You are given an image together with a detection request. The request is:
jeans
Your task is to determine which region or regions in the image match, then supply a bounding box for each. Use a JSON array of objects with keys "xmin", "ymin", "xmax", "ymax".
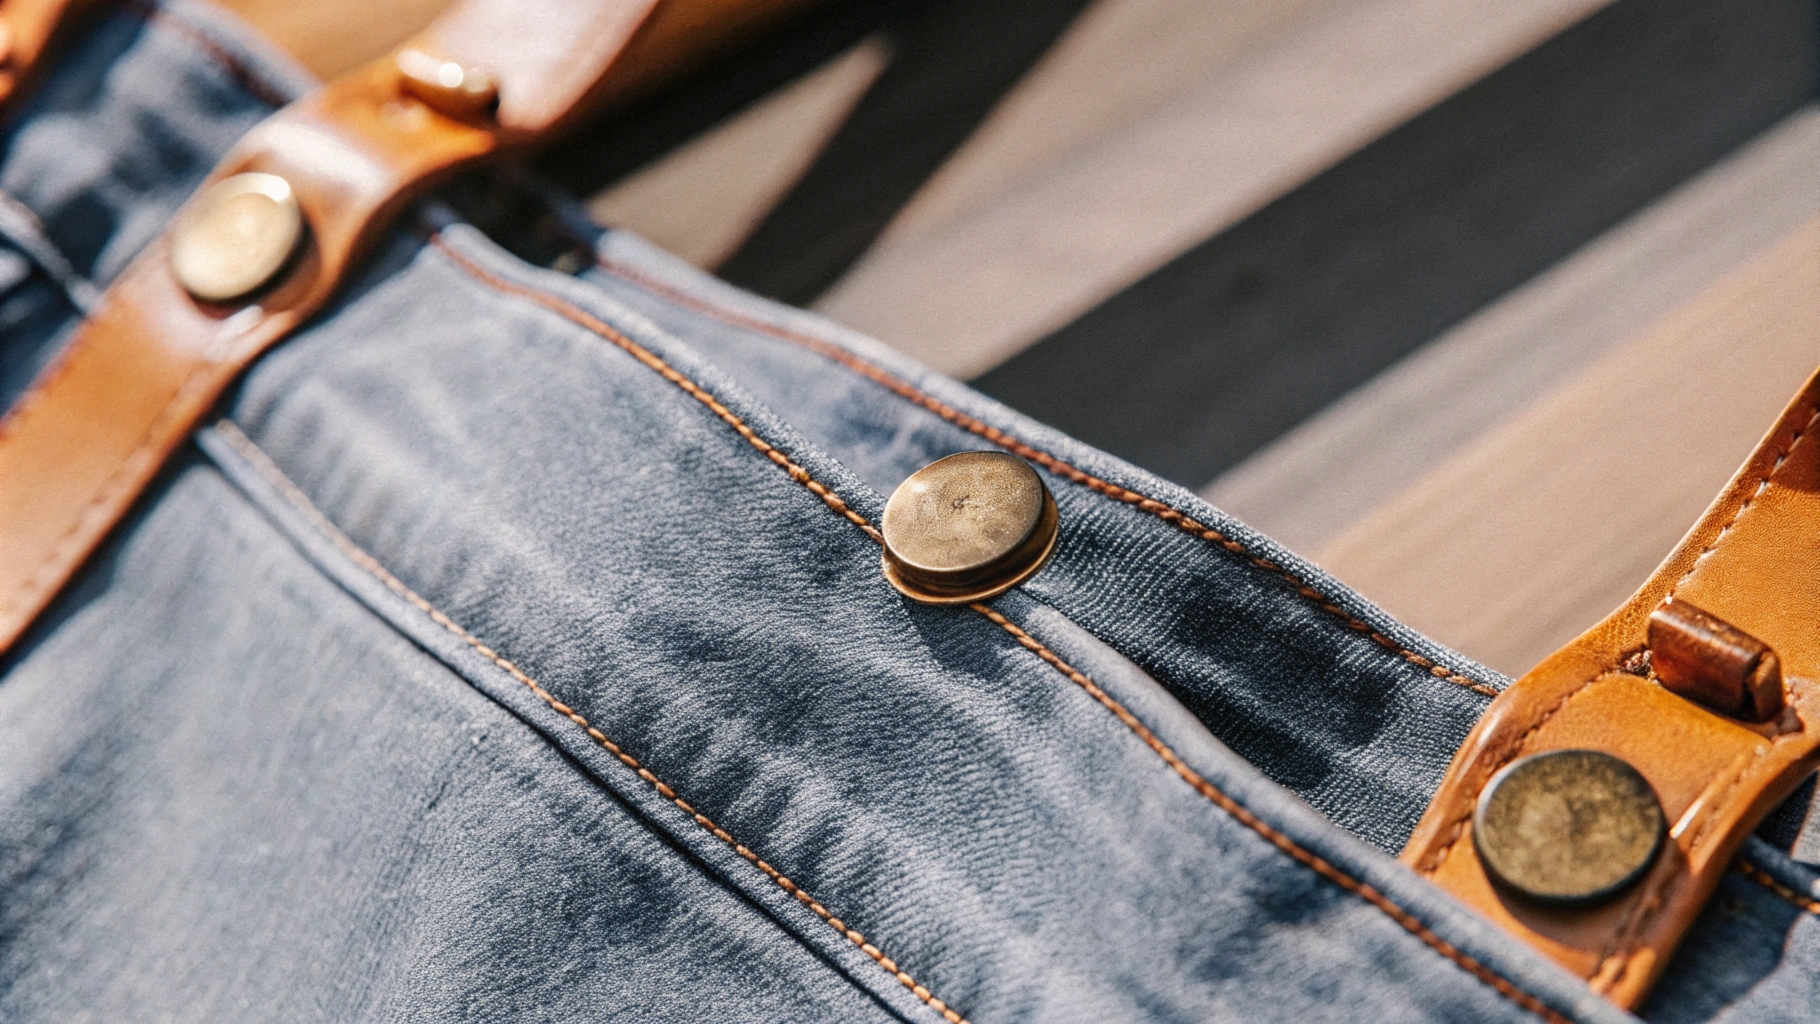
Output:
[{"xmin": 2, "ymin": 5, "xmax": 1818, "ymax": 1022}]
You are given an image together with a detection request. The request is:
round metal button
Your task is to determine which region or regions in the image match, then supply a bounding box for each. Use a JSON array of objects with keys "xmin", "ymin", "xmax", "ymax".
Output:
[
  {"xmin": 1473, "ymin": 749, "xmax": 1665, "ymax": 905},
  {"xmin": 880, "ymin": 451, "xmax": 1058, "ymax": 604},
  {"xmin": 168, "ymin": 172, "xmax": 303, "ymax": 303}
]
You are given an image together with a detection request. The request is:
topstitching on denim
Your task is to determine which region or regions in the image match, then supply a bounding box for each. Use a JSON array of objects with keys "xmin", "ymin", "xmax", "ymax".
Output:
[
  {"xmin": 432, "ymin": 232, "xmax": 1572, "ymax": 1024},
  {"xmin": 1740, "ymin": 859, "xmax": 1820, "ymax": 917},
  {"xmin": 0, "ymin": 189, "xmax": 99, "ymax": 313},
  {"xmin": 114, "ymin": 0, "xmax": 302, "ymax": 109},
  {"xmin": 208, "ymin": 417, "xmax": 969, "ymax": 1024},
  {"xmin": 588, "ymin": 252, "xmax": 1502, "ymax": 701}
]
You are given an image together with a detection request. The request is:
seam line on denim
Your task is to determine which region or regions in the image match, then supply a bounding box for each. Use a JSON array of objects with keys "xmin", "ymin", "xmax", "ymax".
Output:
[
  {"xmin": 591, "ymin": 253, "xmax": 1499, "ymax": 700},
  {"xmin": 123, "ymin": 0, "xmax": 296, "ymax": 108},
  {"xmin": 966, "ymin": 603, "xmax": 1571, "ymax": 1024},
  {"xmin": 210, "ymin": 419, "xmax": 967, "ymax": 1024},
  {"xmin": 443, "ymin": 237, "xmax": 1569, "ymax": 1024},
  {"xmin": 1667, "ymin": 397, "xmax": 1820, "ymax": 599},
  {"xmin": 438, "ymin": 240, "xmax": 883, "ymax": 545},
  {"xmin": 1737, "ymin": 859, "xmax": 1820, "ymax": 915}
]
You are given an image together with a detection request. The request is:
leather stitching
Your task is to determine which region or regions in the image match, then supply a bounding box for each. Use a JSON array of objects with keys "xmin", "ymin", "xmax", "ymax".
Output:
[
  {"xmin": 1415, "ymin": 675, "xmax": 1606, "ymax": 875},
  {"xmin": 592, "ymin": 254, "xmax": 1501, "ymax": 699},
  {"xmin": 0, "ymin": 331, "xmax": 233, "ymax": 619},
  {"xmin": 441, "ymin": 238, "xmax": 1571, "ymax": 1024},
  {"xmin": 1668, "ymin": 397, "xmax": 1820, "ymax": 599},
  {"xmin": 211, "ymin": 420, "xmax": 970, "ymax": 1024},
  {"xmin": 1737, "ymin": 859, "xmax": 1820, "ymax": 915}
]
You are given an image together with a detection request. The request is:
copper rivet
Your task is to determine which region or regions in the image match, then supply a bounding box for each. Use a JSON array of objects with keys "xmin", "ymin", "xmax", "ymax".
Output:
[
  {"xmin": 168, "ymin": 172, "xmax": 303, "ymax": 303},
  {"xmin": 396, "ymin": 48, "xmax": 498, "ymax": 118},
  {"xmin": 1474, "ymin": 749, "xmax": 1664, "ymax": 906},
  {"xmin": 881, "ymin": 451, "xmax": 1058, "ymax": 604},
  {"xmin": 1647, "ymin": 597, "xmax": 1784, "ymax": 722}
]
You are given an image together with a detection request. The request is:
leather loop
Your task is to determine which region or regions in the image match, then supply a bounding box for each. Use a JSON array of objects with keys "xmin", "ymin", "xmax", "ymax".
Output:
[
  {"xmin": 1402, "ymin": 367, "xmax": 1820, "ymax": 1008},
  {"xmin": 0, "ymin": 0, "xmax": 663, "ymax": 651}
]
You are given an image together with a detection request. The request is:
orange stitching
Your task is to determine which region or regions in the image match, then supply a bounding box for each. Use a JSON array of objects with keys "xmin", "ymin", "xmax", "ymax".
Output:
[
  {"xmin": 1416, "ymin": 673, "xmax": 1607, "ymax": 876},
  {"xmin": 0, "ymin": 347, "xmax": 227, "ymax": 618},
  {"xmin": 1738, "ymin": 859, "xmax": 1820, "ymax": 916},
  {"xmin": 211, "ymin": 420, "xmax": 970, "ymax": 1024},
  {"xmin": 439, "ymin": 239, "xmax": 1568, "ymax": 1023},
  {"xmin": 438, "ymin": 241, "xmax": 882, "ymax": 544},
  {"xmin": 967, "ymin": 603, "xmax": 1571, "ymax": 1024},
  {"xmin": 1668, "ymin": 399, "xmax": 1820, "ymax": 598},
  {"xmin": 592, "ymin": 254, "xmax": 1499, "ymax": 699},
  {"xmin": 121, "ymin": 0, "xmax": 296, "ymax": 108}
]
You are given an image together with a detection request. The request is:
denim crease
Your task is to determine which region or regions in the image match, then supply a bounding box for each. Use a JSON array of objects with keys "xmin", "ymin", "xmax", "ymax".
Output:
[{"xmin": 0, "ymin": 6, "xmax": 1816, "ymax": 1024}]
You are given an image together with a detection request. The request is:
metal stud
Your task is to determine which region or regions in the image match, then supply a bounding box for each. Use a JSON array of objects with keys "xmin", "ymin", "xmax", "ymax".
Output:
[
  {"xmin": 168, "ymin": 172, "xmax": 303, "ymax": 303},
  {"xmin": 1473, "ymin": 749, "xmax": 1665, "ymax": 906},
  {"xmin": 881, "ymin": 451, "xmax": 1058, "ymax": 604}
]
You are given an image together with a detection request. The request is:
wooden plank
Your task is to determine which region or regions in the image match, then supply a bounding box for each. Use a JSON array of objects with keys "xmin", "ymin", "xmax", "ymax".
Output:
[
  {"xmin": 970, "ymin": 0, "xmax": 1817, "ymax": 487},
  {"xmin": 1312, "ymin": 216, "xmax": 1820, "ymax": 677},
  {"xmin": 1203, "ymin": 106, "xmax": 1820, "ymax": 553},
  {"xmin": 815, "ymin": 0, "xmax": 1609, "ymax": 378},
  {"xmin": 586, "ymin": 39, "xmax": 889, "ymax": 268}
]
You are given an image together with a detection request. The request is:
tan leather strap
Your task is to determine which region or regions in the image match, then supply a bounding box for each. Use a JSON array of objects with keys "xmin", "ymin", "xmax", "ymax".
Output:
[
  {"xmin": 1403, "ymin": 367, "xmax": 1820, "ymax": 1008},
  {"xmin": 0, "ymin": 0, "xmax": 663, "ymax": 650}
]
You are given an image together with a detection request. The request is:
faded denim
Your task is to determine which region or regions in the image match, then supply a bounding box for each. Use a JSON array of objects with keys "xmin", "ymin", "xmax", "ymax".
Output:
[{"xmin": 2, "ymin": 5, "xmax": 1819, "ymax": 1023}]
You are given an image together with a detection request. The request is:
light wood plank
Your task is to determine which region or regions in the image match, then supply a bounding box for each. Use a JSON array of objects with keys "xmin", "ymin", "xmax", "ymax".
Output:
[
  {"xmin": 1203, "ymin": 106, "xmax": 1820, "ymax": 552},
  {"xmin": 814, "ymin": 0, "xmax": 1608, "ymax": 378},
  {"xmin": 1313, "ymin": 216, "xmax": 1820, "ymax": 677}
]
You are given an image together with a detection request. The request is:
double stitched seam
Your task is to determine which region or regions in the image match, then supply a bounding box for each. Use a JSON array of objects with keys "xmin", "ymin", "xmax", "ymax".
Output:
[
  {"xmin": 1667, "ymin": 399, "xmax": 1820, "ymax": 598},
  {"xmin": 122, "ymin": 1, "xmax": 297, "ymax": 108},
  {"xmin": 445, "ymin": 239, "xmax": 1568, "ymax": 1024},
  {"xmin": 1737, "ymin": 859, "xmax": 1820, "ymax": 916},
  {"xmin": 592, "ymin": 254, "xmax": 1499, "ymax": 699},
  {"xmin": 212, "ymin": 420, "xmax": 968, "ymax": 1024}
]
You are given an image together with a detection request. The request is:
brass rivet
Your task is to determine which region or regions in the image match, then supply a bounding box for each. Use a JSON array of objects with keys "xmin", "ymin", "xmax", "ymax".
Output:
[
  {"xmin": 1474, "ymin": 749, "xmax": 1665, "ymax": 906},
  {"xmin": 168, "ymin": 172, "xmax": 303, "ymax": 303},
  {"xmin": 881, "ymin": 451, "xmax": 1058, "ymax": 604},
  {"xmin": 396, "ymin": 48, "xmax": 498, "ymax": 119}
]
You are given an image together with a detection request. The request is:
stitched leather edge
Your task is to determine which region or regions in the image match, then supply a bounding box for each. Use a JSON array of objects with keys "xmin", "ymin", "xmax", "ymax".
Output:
[
  {"xmin": 212, "ymin": 420, "xmax": 971, "ymax": 1024},
  {"xmin": 1416, "ymin": 396, "xmax": 1820, "ymax": 991},
  {"xmin": 591, "ymin": 254, "xmax": 1500, "ymax": 700},
  {"xmin": 436, "ymin": 235, "xmax": 1572, "ymax": 1024}
]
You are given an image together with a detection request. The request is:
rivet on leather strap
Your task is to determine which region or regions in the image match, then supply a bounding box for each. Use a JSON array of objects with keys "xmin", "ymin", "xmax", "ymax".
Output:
[
  {"xmin": 1402, "ymin": 367, "xmax": 1820, "ymax": 1009},
  {"xmin": 0, "ymin": 0, "xmax": 661, "ymax": 652}
]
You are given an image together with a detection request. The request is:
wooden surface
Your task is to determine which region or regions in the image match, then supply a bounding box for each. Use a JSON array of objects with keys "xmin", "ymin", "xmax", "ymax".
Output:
[
  {"xmin": 1205, "ymin": 106, "xmax": 1820, "ymax": 554},
  {"xmin": 1314, "ymin": 216, "xmax": 1820, "ymax": 677}
]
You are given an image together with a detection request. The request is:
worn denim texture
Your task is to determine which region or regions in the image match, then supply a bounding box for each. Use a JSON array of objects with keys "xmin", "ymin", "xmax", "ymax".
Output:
[{"xmin": 1, "ymin": 5, "xmax": 1818, "ymax": 1022}]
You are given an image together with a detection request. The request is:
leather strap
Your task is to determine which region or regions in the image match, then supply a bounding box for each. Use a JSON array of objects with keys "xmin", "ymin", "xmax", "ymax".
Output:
[
  {"xmin": 0, "ymin": 0, "xmax": 662, "ymax": 650},
  {"xmin": 1402, "ymin": 367, "xmax": 1820, "ymax": 1008}
]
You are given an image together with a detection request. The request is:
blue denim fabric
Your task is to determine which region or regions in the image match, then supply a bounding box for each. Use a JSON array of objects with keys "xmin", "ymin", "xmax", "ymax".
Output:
[{"xmin": 0, "ymin": 6, "xmax": 1817, "ymax": 1023}]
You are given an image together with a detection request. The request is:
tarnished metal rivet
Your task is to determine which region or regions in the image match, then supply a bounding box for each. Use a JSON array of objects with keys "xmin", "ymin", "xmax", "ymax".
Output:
[
  {"xmin": 168, "ymin": 172, "xmax": 303, "ymax": 303},
  {"xmin": 1648, "ymin": 597, "xmax": 1784, "ymax": 722},
  {"xmin": 1474, "ymin": 749, "xmax": 1665, "ymax": 906},
  {"xmin": 881, "ymin": 451, "xmax": 1058, "ymax": 604},
  {"xmin": 396, "ymin": 48, "xmax": 498, "ymax": 119}
]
